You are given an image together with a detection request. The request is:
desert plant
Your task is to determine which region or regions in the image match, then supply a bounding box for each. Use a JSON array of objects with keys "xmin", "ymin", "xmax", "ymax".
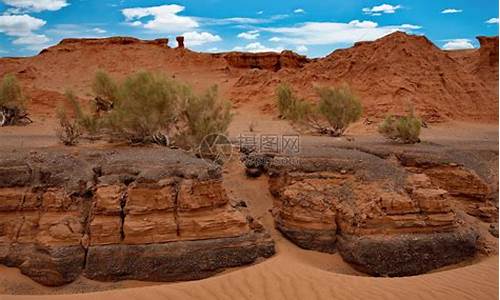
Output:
[
  {"xmin": 92, "ymin": 70, "xmax": 118, "ymax": 103},
  {"xmin": 276, "ymin": 84, "xmax": 362, "ymax": 137},
  {"xmin": 378, "ymin": 109, "xmax": 422, "ymax": 143},
  {"xmin": 316, "ymin": 86, "xmax": 362, "ymax": 137},
  {"xmin": 177, "ymin": 85, "xmax": 232, "ymax": 148},
  {"xmin": 65, "ymin": 90, "xmax": 101, "ymax": 136},
  {"xmin": 56, "ymin": 106, "xmax": 82, "ymax": 146},
  {"xmin": 0, "ymin": 74, "xmax": 24, "ymax": 108},
  {"xmin": 0, "ymin": 74, "xmax": 31, "ymax": 126},
  {"xmin": 275, "ymin": 83, "xmax": 313, "ymax": 122},
  {"xmin": 103, "ymin": 71, "xmax": 181, "ymax": 143}
]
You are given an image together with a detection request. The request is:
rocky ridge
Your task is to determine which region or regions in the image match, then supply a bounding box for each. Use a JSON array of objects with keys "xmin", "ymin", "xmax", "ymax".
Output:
[
  {"xmin": 259, "ymin": 146, "xmax": 497, "ymax": 276},
  {"xmin": 0, "ymin": 148, "xmax": 274, "ymax": 286}
]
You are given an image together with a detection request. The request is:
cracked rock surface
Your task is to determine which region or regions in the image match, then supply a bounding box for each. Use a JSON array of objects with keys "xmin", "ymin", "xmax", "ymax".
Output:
[{"xmin": 0, "ymin": 148, "xmax": 274, "ymax": 286}]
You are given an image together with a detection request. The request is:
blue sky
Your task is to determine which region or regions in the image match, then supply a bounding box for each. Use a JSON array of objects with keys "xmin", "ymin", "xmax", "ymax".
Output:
[{"xmin": 0, "ymin": 0, "xmax": 498, "ymax": 57}]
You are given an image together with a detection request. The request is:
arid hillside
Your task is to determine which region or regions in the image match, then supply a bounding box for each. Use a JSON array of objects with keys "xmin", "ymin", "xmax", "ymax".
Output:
[{"xmin": 0, "ymin": 32, "xmax": 497, "ymax": 122}]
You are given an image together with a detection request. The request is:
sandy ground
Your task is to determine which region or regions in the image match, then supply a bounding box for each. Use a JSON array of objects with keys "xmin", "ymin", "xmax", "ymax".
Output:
[{"xmin": 0, "ymin": 104, "xmax": 498, "ymax": 299}]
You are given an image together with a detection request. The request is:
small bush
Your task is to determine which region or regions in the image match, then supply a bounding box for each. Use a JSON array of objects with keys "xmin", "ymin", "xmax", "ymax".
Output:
[
  {"xmin": 56, "ymin": 106, "xmax": 82, "ymax": 146},
  {"xmin": 104, "ymin": 72, "xmax": 180, "ymax": 143},
  {"xmin": 276, "ymin": 84, "xmax": 313, "ymax": 122},
  {"xmin": 378, "ymin": 110, "xmax": 421, "ymax": 144},
  {"xmin": 0, "ymin": 74, "xmax": 31, "ymax": 126},
  {"xmin": 276, "ymin": 84, "xmax": 362, "ymax": 136},
  {"xmin": 65, "ymin": 90, "xmax": 101, "ymax": 136},
  {"xmin": 92, "ymin": 70, "xmax": 118, "ymax": 103},
  {"xmin": 176, "ymin": 85, "xmax": 232, "ymax": 148},
  {"xmin": 0, "ymin": 74, "xmax": 24, "ymax": 109},
  {"xmin": 61, "ymin": 71, "xmax": 233, "ymax": 148},
  {"xmin": 316, "ymin": 86, "xmax": 362, "ymax": 136}
]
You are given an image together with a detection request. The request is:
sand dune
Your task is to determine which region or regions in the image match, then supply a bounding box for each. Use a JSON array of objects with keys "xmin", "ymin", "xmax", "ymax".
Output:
[{"xmin": 1, "ymin": 255, "xmax": 497, "ymax": 300}]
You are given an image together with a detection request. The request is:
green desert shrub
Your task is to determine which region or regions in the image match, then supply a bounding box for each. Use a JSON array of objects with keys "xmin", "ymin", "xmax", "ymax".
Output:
[
  {"xmin": 276, "ymin": 84, "xmax": 362, "ymax": 136},
  {"xmin": 275, "ymin": 84, "xmax": 313, "ymax": 122},
  {"xmin": 103, "ymin": 71, "xmax": 181, "ymax": 143},
  {"xmin": 92, "ymin": 70, "xmax": 118, "ymax": 103},
  {"xmin": 61, "ymin": 71, "xmax": 233, "ymax": 147},
  {"xmin": 177, "ymin": 85, "xmax": 232, "ymax": 148},
  {"xmin": 378, "ymin": 110, "xmax": 422, "ymax": 144},
  {"xmin": 0, "ymin": 74, "xmax": 25, "ymax": 109},
  {"xmin": 65, "ymin": 90, "xmax": 102, "ymax": 136},
  {"xmin": 56, "ymin": 105, "xmax": 82, "ymax": 146},
  {"xmin": 316, "ymin": 86, "xmax": 362, "ymax": 137}
]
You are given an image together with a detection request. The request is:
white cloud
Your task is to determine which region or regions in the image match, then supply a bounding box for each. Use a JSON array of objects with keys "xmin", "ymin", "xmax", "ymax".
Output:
[
  {"xmin": 12, "ymin": 34, "xmax": 49, "ymax": 45},
  {"xmin": 441, "ymin": 8, "xmax": 462, "ymax": 14},
  {"xmin": 296, "ymin": 45, "xmax": 308, "ymax": 53},
  {"xmin": 294, "ymin": 8, "xmax": 305, "ymax": 14},
  {"xmin": 442, "ymin": 39, "xmax": 474, "ymax": 50},
  {"xmin": 237, "ymin": 30, "xmax": 259, "ymax": 40},
  {"xmin": 182, "ymin": 31, "xmax": 221, "ymax": 46},
  {"xmin": 486, "ymin": 18, "xmax": 499, "ymax": 24},
  {"xmin": 257, "ymin": 11, "xmax": 264, "ymax": 15},
  {"xmin": 92, "ymin": 27, "xmax": 106, "ymax": 34},
  {"xmin": 349, "ymin": 20, "xmax": 378, "ymax": 28},
  {"xmin": 269, "ymin": 36, "xmax": 282, "ymax": 42},
  {"xmin": 0, "ymin": 14, "xmax": 46, "ymax": 36},
  {"xmin": 261, "ymin": 20, "xmax": 418, "ymax": 46},
  {"xmin": 201, "ymin": 17, "xmax": 266, "ymax": 26},
  {"xmin": 0, "ymin": 14, "xmax": 49, "ymax": 50},
  {"xmin": 2, "ymin": 0, "xmax": 69, "ymax": 12},
  {"xmin": 363, "ymin": 4, "xmax": 401, "ymax": 15},
  {"xmin": 233, "ymin": 42, "xmax": 283, "ymax": 53},
  {"xmin": 122, "ymin": 4, "xmax": 199, "ymax": 33},
  {"xmin": 45, "ymin": 24, "xmax": 108, "ymax": 37},
  {"xmin": 400, "ymin": 24, "xmax": 422, "ymax": 30}
]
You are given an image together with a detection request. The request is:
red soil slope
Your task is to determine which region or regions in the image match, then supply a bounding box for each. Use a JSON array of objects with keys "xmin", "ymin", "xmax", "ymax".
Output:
[{"xmin": 0, "ymin": 32, "xmax": 497, "ymax": 122}]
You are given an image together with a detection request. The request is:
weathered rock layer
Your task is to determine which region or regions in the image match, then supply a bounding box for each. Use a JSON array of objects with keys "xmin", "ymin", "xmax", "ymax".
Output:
[
  {"xmin": 0, "ymin": 148, "xmax": 274, "ymax": 286},
  {"xmin": 266, "ymin": 148, "xmax": 490, "ymax": 276}
]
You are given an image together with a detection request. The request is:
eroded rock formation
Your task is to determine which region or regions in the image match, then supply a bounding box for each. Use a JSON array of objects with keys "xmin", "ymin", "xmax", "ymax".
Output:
[
  {"xmin": 0, "ymin": 148, "xmax": 274, "ymax": 286},
  {"xmin": 223, "ymin": 50, "xmax": 310, "ymax": 71},
  {"xmin": 266, "ymin": 148, "xmax": 488, "ymax": 276},
  {"xmin": 176, "ymin": 36, "xmax": 185, "ymax": 48}
]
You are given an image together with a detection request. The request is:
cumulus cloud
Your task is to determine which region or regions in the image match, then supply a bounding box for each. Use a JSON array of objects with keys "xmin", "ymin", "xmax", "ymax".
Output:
[
  {"xmin": 362, "ymin": 4, "xmax": 401, "ymax": 15},
  {"xmin": 0, "ymin": 14, "xmax": 46, "ymax": 36},
  {"xmin": 349, "ymin": 20, "xmax": 378, "ymax": 28},
  {"xmin": 294, "ymin": 8, "xmax": 305, "ymax": 14},
  {"xmin": 237, "ymin": 30, "xmax": 259, "ymax": 40},
  {"xmin": 12, "ymin": 34, "xmax": 49, "ymax": 45},
  {"xmin": 0, "ymin": 14, "xmax": 49, "ymax": 49},
  {"xmin": 442, "ymin": 39, "xmax": 474, "ymax": 50},
  {"xmin": 92, "ymin": 27, "xmax": 106, "ymax": 34},
  {"xmin": 441, "ymin": 8, "xmax": 462, "ymax": 14},
  {"xmin": 2, "ymin": 0, "xmax": 69, "ymax": 12},
  {"xmin": 122, "ymin": 4, "xmax": 199, "ymax": 33},
  {"xmin": 261, "ymin": 20, "xmax": 418, "ymax": 46},
  {"xmin": 182, "ymin": 31, "xmax": 221, "ymax": 46},
  {"xmin": 296, "ymin": 45, "xmax": 308, "ymax": 53},
  {"xmin": 233, "ymin": 42, "xmax": 283, "ymax": 53},
  {"xmin": 400, "ymin": 24, "xmax": 422, "ymax": 30},
  {"xmin": 486, "ymin": 18, "xmax": 499, "ymax": 24}
]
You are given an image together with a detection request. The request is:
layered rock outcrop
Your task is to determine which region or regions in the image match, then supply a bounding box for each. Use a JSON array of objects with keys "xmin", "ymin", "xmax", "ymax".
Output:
[
  {"xmin": 0, "ymin": 148, "xmax": 274, "ymax": 286},
  {"xmin": 267, "ymin": 149, "xmax": 481, "ymax": 276},
  {"xmin": 223, "ymin": 50, "xmax": 310, "ymax": 71}
]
